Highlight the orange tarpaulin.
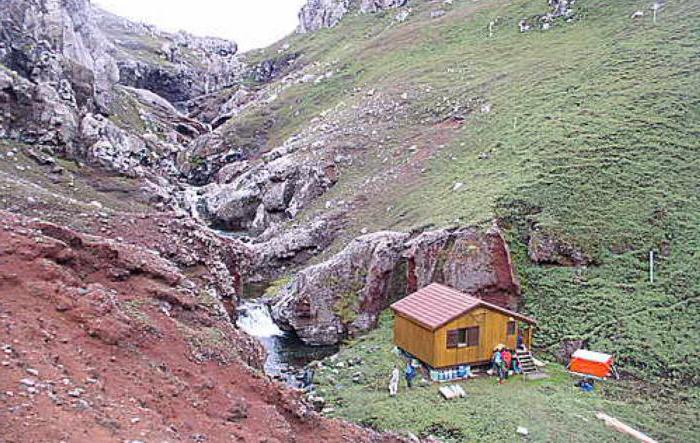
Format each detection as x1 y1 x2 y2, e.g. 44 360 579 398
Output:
569 350 614 378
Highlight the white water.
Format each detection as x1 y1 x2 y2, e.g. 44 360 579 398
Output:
236 302 284 338
181 186 207 225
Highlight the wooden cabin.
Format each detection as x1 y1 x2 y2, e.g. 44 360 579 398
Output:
391 283 536 368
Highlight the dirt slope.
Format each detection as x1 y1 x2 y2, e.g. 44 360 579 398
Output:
0 210 404 442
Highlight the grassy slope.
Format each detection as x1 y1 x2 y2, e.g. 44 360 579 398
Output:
246 0 699 384
313 313 699 442
230 0 700 440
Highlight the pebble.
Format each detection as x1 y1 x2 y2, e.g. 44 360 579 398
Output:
25 368 39 376
19 378 36 387
67 388 82 398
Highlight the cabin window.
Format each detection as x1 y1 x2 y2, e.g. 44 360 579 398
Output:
446 327 480 348
507 321 517 336
466 326 479 346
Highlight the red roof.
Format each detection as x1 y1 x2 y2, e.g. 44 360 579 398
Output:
390 283 536 331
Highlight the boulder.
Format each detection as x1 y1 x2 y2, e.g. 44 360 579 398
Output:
297 0 410 33
202 155 338 233
271 231 409 345
270 225 523 345
527 227 591 266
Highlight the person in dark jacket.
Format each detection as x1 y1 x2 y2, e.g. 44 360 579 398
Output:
405 361 417 388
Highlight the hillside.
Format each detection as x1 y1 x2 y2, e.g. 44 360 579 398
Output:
0 0 698 441
226 0 700 384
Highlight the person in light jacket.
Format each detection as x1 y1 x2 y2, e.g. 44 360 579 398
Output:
389 366 400 396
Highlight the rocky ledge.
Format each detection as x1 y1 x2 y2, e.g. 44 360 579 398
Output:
271 224 522 346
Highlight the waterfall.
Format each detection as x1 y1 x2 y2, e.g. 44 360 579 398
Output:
181 186 207 225
236 302 283 338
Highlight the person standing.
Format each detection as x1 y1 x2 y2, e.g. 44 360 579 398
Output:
502 348 513 379
492 348 505 384
389 366 400 396
405 361 417 388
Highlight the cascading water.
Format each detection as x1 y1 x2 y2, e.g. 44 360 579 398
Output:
236 299 338 383
237 302 284 338
181 186 207 225
236 301 287 376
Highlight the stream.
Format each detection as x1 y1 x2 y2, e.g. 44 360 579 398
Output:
236 300 338 385
180 187 335 383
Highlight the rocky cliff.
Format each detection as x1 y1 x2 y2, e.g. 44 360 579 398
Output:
0 0 242 179
0 210 409 442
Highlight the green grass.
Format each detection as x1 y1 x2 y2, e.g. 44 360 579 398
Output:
314 313 699 442
238 0 699 386
217 0 700 437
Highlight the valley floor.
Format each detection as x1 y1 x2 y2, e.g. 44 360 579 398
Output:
313 313 700 442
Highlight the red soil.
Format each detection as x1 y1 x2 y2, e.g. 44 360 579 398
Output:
0 211 405 443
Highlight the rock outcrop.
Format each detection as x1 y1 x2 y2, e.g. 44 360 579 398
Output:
250 215 341 280
94 9 242 107
0 0 242 179
297 0 410 33
271 225 522 346
298 0 352 34
0 0 120 111
0 67 80 146
201 152 339 233
359 0 409 14
271 231 409 345
519 0 578 32
527 226 591 266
